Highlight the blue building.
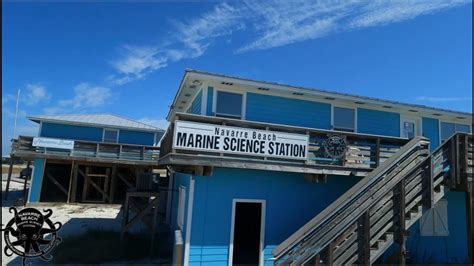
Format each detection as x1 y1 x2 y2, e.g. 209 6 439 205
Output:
11 114 164 204
161 70 472 265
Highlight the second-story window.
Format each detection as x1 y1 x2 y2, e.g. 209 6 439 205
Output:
333 107 355 132
103 129 119 143
215 91 243 119
441 122 471 142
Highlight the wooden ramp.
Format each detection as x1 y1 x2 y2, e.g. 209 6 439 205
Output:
273 133 473 265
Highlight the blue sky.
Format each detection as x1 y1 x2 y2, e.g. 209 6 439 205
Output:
2 0 472 155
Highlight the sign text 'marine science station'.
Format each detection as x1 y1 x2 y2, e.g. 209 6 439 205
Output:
172 121 309 160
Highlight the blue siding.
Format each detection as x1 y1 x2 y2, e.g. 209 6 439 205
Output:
207 87 214 116
170 173 192 262
119 130 155 146
246 93 331 129
188 90 203 115
28 159 45 203
405 191 468 263
422 117 440 150
357 108 400 137
189 168 359 265
41 122 103 141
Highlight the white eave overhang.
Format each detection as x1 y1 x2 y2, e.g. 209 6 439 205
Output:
167 69 473 122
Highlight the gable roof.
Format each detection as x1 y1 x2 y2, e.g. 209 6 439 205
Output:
168 69 472 120
28 114 164 132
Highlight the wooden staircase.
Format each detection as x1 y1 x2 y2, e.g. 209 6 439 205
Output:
273 133 473 265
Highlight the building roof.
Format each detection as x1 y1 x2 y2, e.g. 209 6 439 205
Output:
168 69 472 120
28 114 164 132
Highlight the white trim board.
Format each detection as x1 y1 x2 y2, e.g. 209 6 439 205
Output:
228 199 266 266
183 175 195 266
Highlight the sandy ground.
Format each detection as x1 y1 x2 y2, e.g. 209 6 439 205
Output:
1 179 153 265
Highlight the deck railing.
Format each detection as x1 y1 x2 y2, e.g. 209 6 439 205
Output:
11 136 160 162
159 113 410 172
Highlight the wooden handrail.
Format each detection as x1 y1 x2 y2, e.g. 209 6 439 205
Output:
12 135 160 162
159 113 409 170
273 132 472 265
273 136 428 261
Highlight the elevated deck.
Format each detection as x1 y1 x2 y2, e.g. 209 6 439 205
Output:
11 136 160 166
159 113 409 176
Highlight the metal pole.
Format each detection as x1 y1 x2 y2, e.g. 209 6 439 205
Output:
13 88 20 139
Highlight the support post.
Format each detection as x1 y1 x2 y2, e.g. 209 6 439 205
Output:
396 179 407 265
110 165 117 203
375 138 381 168
357 212 371 265
67 161 75 203
70 163 79 203
466 182 473 265
4 159 14 200
22 160 31 204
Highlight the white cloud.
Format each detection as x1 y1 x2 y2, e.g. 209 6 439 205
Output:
349 1 467 29
416 96 471 102
44 83 115 114
110 2 244 84
137 118 169 130
110 0 468 82
24 84 51 105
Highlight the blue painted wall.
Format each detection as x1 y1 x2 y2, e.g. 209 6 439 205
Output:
41 122 103 141
207 87 214 116
422 117 440 150
170 172 192 261
119 130 155 146
28 159 45 203
405 191 469 263
188 90 203 115
357 108 400 137
246 93 331 129
188 168 360 266
41 122 158 146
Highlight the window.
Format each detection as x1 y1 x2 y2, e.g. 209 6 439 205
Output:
419 200 449 236
333 107 355 132
215 91 243 119
402 121 415 139
103 129 118 143
455 123 470 133
441 122 471 142
177 186 186 230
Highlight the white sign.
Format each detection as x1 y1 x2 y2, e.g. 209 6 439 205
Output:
173 121 309 160
32 137 75 150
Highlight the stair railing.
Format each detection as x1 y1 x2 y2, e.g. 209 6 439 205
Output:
273 136 430 265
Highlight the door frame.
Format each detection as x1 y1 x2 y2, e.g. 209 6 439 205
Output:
400 116 421 139
228 199 266 266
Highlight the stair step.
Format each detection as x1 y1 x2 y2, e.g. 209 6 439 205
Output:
370 233 394 264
